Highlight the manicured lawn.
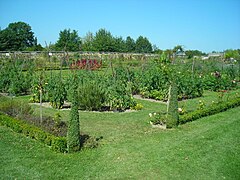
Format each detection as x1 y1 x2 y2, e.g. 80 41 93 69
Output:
1 94 240 179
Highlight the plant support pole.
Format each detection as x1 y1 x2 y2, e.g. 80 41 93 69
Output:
40 88 43 123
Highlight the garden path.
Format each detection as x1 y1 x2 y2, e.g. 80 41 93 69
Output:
133 95 167 104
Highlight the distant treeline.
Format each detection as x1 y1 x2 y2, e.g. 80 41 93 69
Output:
1 21 239 60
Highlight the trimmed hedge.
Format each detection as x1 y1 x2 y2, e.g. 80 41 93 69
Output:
0 112 67 153
179 97 240 124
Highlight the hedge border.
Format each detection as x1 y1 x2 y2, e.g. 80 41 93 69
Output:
179 97 240 124
0 112 67 153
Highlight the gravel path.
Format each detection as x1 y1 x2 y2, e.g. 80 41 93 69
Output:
133 95 167 104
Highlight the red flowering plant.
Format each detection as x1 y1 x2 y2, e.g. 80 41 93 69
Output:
70 59 102 70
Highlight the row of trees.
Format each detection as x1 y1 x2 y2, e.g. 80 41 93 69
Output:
52 28 153 53
0 21 152 53
1 21 239 59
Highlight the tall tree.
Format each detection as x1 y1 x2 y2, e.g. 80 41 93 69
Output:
55 29 81 51
135 36 152 53
125 36 135 52
81 31 95 51
0 21 35 51
113 36 126 52
93 28 115 52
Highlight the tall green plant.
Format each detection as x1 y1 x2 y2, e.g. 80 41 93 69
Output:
48 75 67 109
67 79 80 153
77 81 107 111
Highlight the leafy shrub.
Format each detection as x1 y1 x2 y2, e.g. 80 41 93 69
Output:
48 75 67 109
139 62 204 101
0 96 33 117
107 80 137 111
131 103 144 110
176 73 203 99
202 72 237 91
77 81 107 111
149 112 167 126
0 60 34 95
140 64 170 100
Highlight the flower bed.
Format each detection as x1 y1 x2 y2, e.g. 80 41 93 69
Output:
70 59 102 70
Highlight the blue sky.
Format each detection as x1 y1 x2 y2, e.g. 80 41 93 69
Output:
0 0 240 53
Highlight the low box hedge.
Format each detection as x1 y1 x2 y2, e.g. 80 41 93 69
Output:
0 112 67 153
179 97 240 124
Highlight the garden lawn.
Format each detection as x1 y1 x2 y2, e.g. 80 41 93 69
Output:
1 99 240 179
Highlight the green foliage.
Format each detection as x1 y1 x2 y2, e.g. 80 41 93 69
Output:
55 29 81 51
131 103 144 110
179 97 240 124
0 60 34 95
224 49 240 60
66 69 137 111
140 63 171 100
185 49 206 59
176 73 203 99
93 28 115 52
149 112 167 126
0 96 33 117
81 32 95 51
166 80 179 128
67 81 81 152
0 21 35 51
0 112 67 153
107 78 137 111
48 75 67 109
113 36 127 52
125 36 135 52
77 81 107 111
135 36 152 53
52 137 68 153
202 72 237 91
30 71 49 103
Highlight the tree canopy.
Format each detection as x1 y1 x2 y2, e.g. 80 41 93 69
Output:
0 21 36 51
135 36 153 53
92 28 115 52
125 36 135 52
81 32 95 51
55 29 81 51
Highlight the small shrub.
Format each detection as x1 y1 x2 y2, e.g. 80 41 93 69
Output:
131 103 143 110
77 81 107 111
0 97 33 117
52 137 67 153
149 112 167 126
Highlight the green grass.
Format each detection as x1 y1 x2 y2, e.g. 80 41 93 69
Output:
1 93 240 179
